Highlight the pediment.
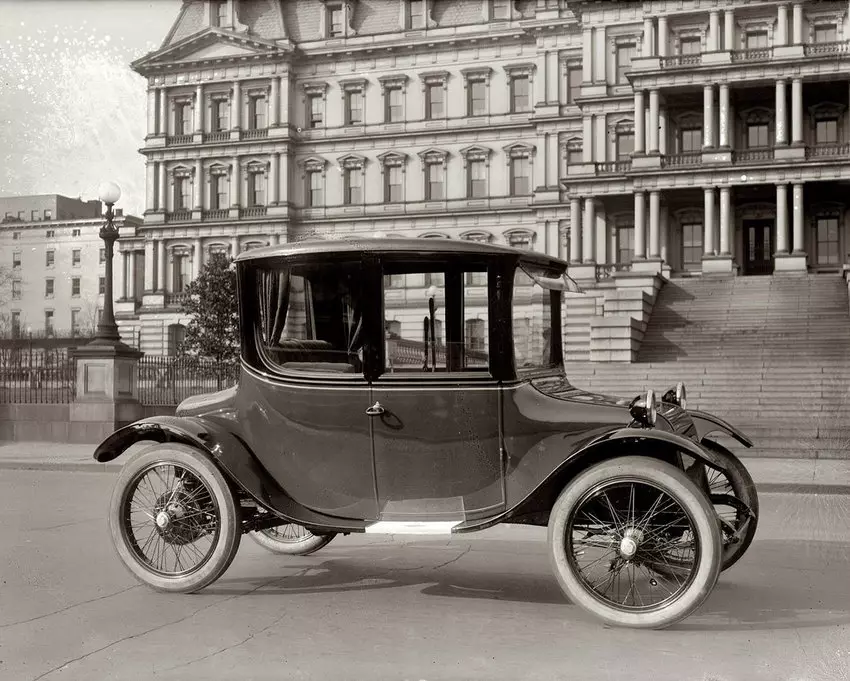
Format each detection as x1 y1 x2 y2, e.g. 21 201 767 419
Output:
133 29 286 72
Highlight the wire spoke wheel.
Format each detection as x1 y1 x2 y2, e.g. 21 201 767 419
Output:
249 520 336 556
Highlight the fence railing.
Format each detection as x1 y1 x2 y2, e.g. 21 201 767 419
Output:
137 356 240 406
731 47 772 62
804 40 850 57
0 353 76 404
661 54 702 68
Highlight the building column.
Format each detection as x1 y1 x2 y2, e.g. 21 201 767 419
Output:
232 80 241 130
724 9 734 50
708 10 720 50
703 85 715 148
231 236 240 257
658 16 668 57
582 198 596 263
703 188 715 255
194 159 203 210
158 87 168 135
634 191 647 260
155 239 166 292
719 187 731 255
642 17 654 57
582 115 594 162
792 183 805 254
649 190 661 258
547 50 559 103
648 89 660 153
659 106 668 154
570 198 582 263
777 4 788 46
193 238 202 279
270 76 281 127
231 157 241 207
791 78 803 144
776 183 789 254
776 79 788 145
270 152 280 205
594 26 606 83
145 163 156 211
157 162 167 211
719 83 730 148
792 3 803 44
194 84 204 133
634 91 646 154
147 89 157 136
280 152 291 206
582 27 593 83
123 252 131 298
594 117 606 164
144 241 155 293
660 203 669 264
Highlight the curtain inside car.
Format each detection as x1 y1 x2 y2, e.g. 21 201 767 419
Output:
258 269 290 345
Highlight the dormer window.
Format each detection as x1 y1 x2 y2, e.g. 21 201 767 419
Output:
211 1 228 28
322 1 355 38
408 0 426 29
329 4 344 37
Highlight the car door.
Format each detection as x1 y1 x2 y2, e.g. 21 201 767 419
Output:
369 260 505 524
239 256 379 521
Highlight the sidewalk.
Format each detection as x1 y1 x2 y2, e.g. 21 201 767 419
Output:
1 441 849 494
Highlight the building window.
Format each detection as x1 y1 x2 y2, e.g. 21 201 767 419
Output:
344 167 363 204
307 170 323 207
172 253 189 293
308 93 323 128
99 248 106 264
510 75 530 113
46 230 54 238
346 90 363 125
426 83 444 119
17 211 24 220
426 161 444 200
11 310 21 335
816 216 840 265
248 95 267 129
566 142 583 166
565 65 582 105
815 118 839 145
211 172 228 210
616 42 636 84
507 232 532 250
12 280 21 300
72 249 81 267
468 159 487 198
617 225 635 264
12 231 20 240
212 98 229 131
173 176 189 211
12 252 21 269
248 170 266 207
680 126 703 152
745 31 768 49
493 0 510 20
385 86 403 122
385 165 403 203
616 130 635 160
174 101 191 135
46 250 54 268
465 318 486 351
468 79 487 116
99 276 106 294
747 121 770 148
328 4 344 37
71 277 81 297
44 310 54 336
510 155 531 195
682 222 703 265
212 0 227 27
71 309 80 335
44 209 52 220
31 210 39 221
680 36 701 54
814 24 838 43
72 228 81 237
45 278 54 298
408 0 425 29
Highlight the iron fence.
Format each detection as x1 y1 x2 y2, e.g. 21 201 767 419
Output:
138 356 240 406
0 352 76 404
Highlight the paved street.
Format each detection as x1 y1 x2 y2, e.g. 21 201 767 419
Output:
1 470 849 681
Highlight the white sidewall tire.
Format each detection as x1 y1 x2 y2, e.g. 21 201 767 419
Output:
249 526 336 556
108 443 242 593
547 455 722 630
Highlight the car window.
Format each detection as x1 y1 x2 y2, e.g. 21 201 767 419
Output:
382 266 489 373
512 263 560 373
254 261 365 375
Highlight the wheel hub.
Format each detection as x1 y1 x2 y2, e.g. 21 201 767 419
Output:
155 511 171 529
152 491 206 545
618 527 644 560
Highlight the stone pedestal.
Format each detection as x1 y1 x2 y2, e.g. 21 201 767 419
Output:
774 145 806 161
774 253 808 273
702 255 735 275
68 342 144 444
632 154 662 170
631 258 664 274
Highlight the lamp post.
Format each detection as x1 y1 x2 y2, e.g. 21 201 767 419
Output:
91 181 122 345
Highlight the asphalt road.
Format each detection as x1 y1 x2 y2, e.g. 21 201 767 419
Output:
1 470 849 681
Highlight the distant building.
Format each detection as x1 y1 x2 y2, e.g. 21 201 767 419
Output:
0 194 143 339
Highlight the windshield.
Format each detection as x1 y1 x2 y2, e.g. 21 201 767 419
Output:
512 263 576 374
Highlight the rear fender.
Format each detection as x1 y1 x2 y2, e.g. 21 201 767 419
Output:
688 409 754 448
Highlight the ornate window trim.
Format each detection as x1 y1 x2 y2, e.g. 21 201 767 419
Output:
460 230 493 243
459 145 492 166
300 156 328 175
319 0 358 39
378 74 408 91
461 67 491 117
736 17 774 49
809 101 845 121
301 82 328 130
378 151 406 203
417 147 449 168
503 142 536 161
737 202 776 221
401 0 437 30
377 150 407 167
806 8 846 43
302 81 329 97
338 153 367 206
418 231 451 239
340 78 367 126
562 136 583 167
379 75 407 123
671 25 707 54
502 228 536 250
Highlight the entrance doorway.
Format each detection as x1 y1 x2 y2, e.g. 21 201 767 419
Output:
743 219 773 275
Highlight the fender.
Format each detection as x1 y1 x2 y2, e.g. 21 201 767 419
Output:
580 426 728 470
93 416 366 533
687 409 754 448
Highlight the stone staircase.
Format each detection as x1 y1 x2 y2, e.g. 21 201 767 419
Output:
566 274 850 460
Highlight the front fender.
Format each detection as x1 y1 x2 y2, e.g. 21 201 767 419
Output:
687 409 754 448
583 427 727 470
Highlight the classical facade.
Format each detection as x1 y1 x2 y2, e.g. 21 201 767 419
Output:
119 0 850 354
0 195 142 339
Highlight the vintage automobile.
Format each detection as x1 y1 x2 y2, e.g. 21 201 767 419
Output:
94 237 758 630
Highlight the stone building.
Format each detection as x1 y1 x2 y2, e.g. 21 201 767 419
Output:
0 194 142 339
117 0 850 358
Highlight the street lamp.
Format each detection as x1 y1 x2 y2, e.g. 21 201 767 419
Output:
91 181 122 344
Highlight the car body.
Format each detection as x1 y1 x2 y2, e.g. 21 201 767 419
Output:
95 237 759 629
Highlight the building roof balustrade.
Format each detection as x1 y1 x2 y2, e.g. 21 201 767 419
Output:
242 128 269 140
803 40 850 57
730 47 773 63
202 209 229 221
241 206 268 217
806 142 850 159
660 54 702 68
165 211 193 223
204 131 230 143
166 134 194 146
663 152 702 168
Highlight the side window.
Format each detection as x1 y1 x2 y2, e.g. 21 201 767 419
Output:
512 264 557 372
382 264 489 373
255 262 365 375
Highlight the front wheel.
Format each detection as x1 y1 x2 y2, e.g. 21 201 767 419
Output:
548 456 722 629
108 443 242 593
249 524 336 556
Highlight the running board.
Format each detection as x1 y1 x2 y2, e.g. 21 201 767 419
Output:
365 521 463 535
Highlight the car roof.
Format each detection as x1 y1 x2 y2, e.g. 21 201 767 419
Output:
234 236 568 269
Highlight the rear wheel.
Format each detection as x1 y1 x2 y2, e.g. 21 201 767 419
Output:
249 523 336 556
548 456 722 629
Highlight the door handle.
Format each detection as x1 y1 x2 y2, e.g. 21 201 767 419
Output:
365 401 386 416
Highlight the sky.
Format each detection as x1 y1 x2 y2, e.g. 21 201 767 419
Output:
0 0 183 217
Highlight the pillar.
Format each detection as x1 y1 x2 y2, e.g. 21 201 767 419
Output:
791 78 803 144
547 50 559 103
194 159 203 210
649 89 659 153
194 84 204 133
158 87 168 135
724 9 734 50
649 190 661 258
708 10 720 51
594 26 606 83
777 4 788 46
635 91 646 154
280 71 291 128
703 188 715 255
776 79 788 145
719 83 730 148
660 203 669 264
123 252 132 299
659 107 668 154
270 152 280 204
144 241 154 293
280 152 291 206
776 183 789 254
157 162 167 211
270 76 281 127
719 187 731 255
232 80 241 129
658 16 668 57
231 235 240 257
643 18 654 57
703 85 715 148
792 183 805 254
594 117 607 164
582 198 595 263
582 28 593 82
231 157 241 207
193 238 202 279
147 89 157 136
582 116 594 162
156 240 165 292
570 198 582 263
634 191 646 260
792 3 803 44
145 163 156 211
